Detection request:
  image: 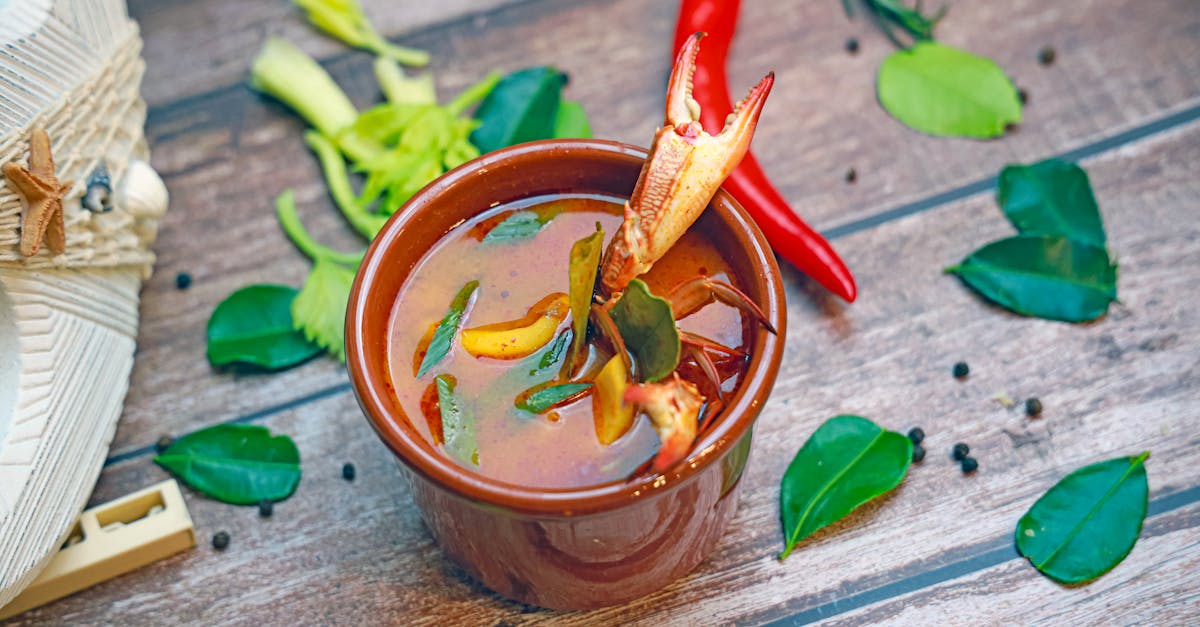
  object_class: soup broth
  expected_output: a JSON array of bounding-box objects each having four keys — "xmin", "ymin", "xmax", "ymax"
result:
[{"xmin": 386, "ymin": 194, "xmax": 751, "ymax": 489}]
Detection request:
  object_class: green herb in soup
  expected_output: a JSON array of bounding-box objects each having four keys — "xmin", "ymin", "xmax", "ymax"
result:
[{"xmin": 387, "ymin": 195, "xmax": 756, "ymax": 488}]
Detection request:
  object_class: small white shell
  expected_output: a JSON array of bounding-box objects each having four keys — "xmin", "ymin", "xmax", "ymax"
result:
[{"xmin": 117, "ymin": 160, "xmax": 168, "ymax": 219}]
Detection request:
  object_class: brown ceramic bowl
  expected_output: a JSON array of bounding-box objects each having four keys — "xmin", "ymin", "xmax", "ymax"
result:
[{"xmin": 346, "ymin": 139, "xmax": 786, "ymax": 610}]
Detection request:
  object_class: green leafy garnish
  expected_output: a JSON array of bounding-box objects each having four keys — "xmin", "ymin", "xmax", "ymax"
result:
[
  {"xmin": 609, "ymin": 279, "xmax": 680, "ymax": 382},
  {"xmin": 553, "ymin": 100, "xmax": 592, "ymax": 139},
  {"xmin": 206, "ymin": 285, "xmax": 322, "ymax": 370},
  {"xmin": 536, "ymin": 330, "xmax": 573, "ymax": 374},
  {"xmin": 947, "ymin": 235, "xmax": 1117, "ymax": 322},
  {"xmin": 564, "ymin": 224, "xmax": 604, "ymax": 376},
  {"xmin": 155, "ymin": 424, "xmax": 301, "ymax": 505},
  {"xmin": 515, "ymin": 382, "xmax": 592, "ymax": 414},
  {"xmin": 1017, "ymin": 453, "xmax": 1150, "ymax": 584},
  {"xmin": 779, "ymin": 415, "xmax": 912, "ymax": 560},
  {"xmin": 292, "ymin": 257, "xmax": 357, "ymax": 360},
  {"xmin": 292, "ymin": 0, "xmax": 429, "ymax": 66},
  {"xmin": 998, "ymin": 159, "xmax": 1107, "ymax": 247},
  {"xmin": 435, "ymin": 374, "xmax": 478, "ymax": 466},
  {"xmin": 877, "ymin": 41, "xmax": 1022, "ymax": 138},
  {"xmin": 482, "ymin": 211, "xmax": 546, "ymax": 243},
  {"xmin": 417, "ymin": 281, "xmax": 479, "ymax": 378},
  {"xmin": 470, "ymin": 66, "xmax": 566, "ymax": 154}
]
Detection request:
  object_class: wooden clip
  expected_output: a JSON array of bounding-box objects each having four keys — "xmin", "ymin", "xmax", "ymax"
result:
[{"xmin": 0, "ymin": 479, "xmax": 196, "ymax": 619}]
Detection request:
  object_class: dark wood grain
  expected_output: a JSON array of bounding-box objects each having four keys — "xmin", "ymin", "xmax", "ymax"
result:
[
  {"xmin": 128, "ymin": 0, "xmax": 519, "ymax": 108},
  {"xmin": 820, "ymin": 505, "xmax": 1200, "ymax": 626},
  {"xmin": 106, "ymin": 0, "xmax": 1200, "ymax": 467},
  {"xmin": 12, "ymin": 109, "xmax": 1200, "ymax": 624}
]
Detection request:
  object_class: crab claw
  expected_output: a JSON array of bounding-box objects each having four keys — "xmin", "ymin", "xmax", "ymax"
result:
[
  {"xmin": 624, "ymin": 374, "xmax": 704, "ymax": 472},
  {"xmin": 601, "ymin": 32, "xmax": 774, "ymax": 294}
]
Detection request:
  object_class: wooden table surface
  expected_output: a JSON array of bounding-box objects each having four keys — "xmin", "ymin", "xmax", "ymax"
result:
[{"xmin": 11, "ymin": 0, "xmax": 1200, "ymax": 624}]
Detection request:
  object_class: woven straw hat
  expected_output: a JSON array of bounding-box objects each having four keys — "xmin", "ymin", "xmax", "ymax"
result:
[{"xmin": 0, "ymin": 0, "xmax": 166, "ymax": 606}]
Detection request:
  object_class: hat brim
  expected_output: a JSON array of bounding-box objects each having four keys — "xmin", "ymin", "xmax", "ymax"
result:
[{"xmin": 0, "ymin": 266, "xmax": 140, "ymax": 608}]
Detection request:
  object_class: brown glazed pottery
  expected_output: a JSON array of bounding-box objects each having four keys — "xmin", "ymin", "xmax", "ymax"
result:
[{"xmin": 346, "ymin": 139, "xmax": 786, "ymax": 610}]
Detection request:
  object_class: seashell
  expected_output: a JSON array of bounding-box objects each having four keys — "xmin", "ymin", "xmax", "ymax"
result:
[
  {"xmin": 117, "ymin": 159, "xmax": 168, "ymax": 219},
  {"xmin": 84, "ymin": 163, "xmax": 113, "ymax": 212}
]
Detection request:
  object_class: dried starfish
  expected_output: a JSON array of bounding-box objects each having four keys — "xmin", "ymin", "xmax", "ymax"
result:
[{"xmin": 3, "ymin": 126, "xmax": 70, "ymax": 256}]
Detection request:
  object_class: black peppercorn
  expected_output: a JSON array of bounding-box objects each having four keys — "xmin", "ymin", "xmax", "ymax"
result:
[
  {"xmin": 155, "ymin": 435, "xmax": 173, "ymax": 453},
  {"xmin": 952, "ymin": 361, "xmax": 969, "ymax": 378},
  {"xmin": 845, "ymin": 37, "xmax": 860, "ymax": 54},
  {"xmin": 1037, "ymin": 46, "xmax": 1056, "ymax": 66},
  {"xmin": 912, "ymin": 445, "xmax": 926, "ymax": 463},
  {"xmin": 845, "ymin": 168, "xmax": 857, "ymax": 184},
  {"xmin": 342, "ymin": 462, "xmax": 356, "ymax": 481},
  {"xmin": 952, "ymin": 442, "xmax": 970, "ymax": 461},
  {"xmin": 212, "ymin": 531, "xmax": 230, "ymax": 550},
  {"xmin": 175, "ymin": 272, "xmax": 192, "ymax": 290},
  {"xmin": 1025, "ymin": 397, "xmax": 1043, "ymax": 417},
  {"xmin": 961, "ymin": 457, "xmax": 979, "ymax": 473},
  {"xmin": 907, "ymin": 427, "xmax": 925, "ymax": 444},
  {"xmin": 1018, "ymin": 88, "xmax": 1029, "ymax": 105},
  {"xmin": 258, "ymin": 499, "xmax": 273, "ymax": 517}
]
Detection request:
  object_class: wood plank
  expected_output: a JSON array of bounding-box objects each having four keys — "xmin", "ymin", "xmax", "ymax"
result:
[
  {"xmin": 815, "ymin": 505, "xmax": 1200, "ymax": 625},
  {"xmin": 14, "ymin": 113, "xmax": 1200, "ymax": 624},
  {"xmin": 128, "ymin": 0, "xmax": 522, "ymax": 107},
  {"xmin": 108, "ymin": 0, "xmax": 1200, "ymax": 461}
]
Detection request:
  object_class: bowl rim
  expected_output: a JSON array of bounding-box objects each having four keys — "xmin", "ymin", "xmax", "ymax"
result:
[{"xmin": 345, "ymin": 139, "xmax": 786, "ymax": 517}]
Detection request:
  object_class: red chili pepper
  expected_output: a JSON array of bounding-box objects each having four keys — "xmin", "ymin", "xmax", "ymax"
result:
[{"xmin": 675, "ymin": 0, "xmax": 858, "ymax": 302}]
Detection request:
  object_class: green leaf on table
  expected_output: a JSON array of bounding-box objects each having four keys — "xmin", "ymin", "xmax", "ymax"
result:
[
  {"xmin": 292, "ymin": 257, "xmax": 357, "ymax": 361},
  {"xmin": 877, "ymin": 41, "xmax": 1022, "ymax": 138},
  {"xmin": 155, "ymin": 424, "xmax": 301, "ymax": 505},
  {"xmin": 997, "ymin": 159, "xmax": 1107, "ymax": 247},
  {"xmin": 1016, "ymin": 453, "xmax": 1150, "ymax": 584},
  {"xmin": 779, "ymin": 415, "xmax": 912, "ymax": 560},
  {"xmin": 207, "ymin": 284, "xmax": 322, "ymax": 371},
  {"xmin": 416, "ymin": 280, "xmax": 480, "ymax": 378},
  {"xmin": 516, "ymin": 382, "xmax": 593, "ymax": 414},
  {"xmin": 609, "ymin": 279, "xmax": 679, "ymax": 382},
  {"xmin": 470, "ymin": 66, "xmax": 565, "ymax": 153},
  {"xmin": 435, "ymin": 374, "xmax": 479, "ymax": 466},
  {"xmin": 564, "ymin": 224, "xmax": 605, "ymax": 376},
  {"xmin": 947, "ymin": 235, "xmax": 1117, "ymax": 322},
  {"xmin": 554, "ymin": 100, "xmax": 592, "ymax": 138}
]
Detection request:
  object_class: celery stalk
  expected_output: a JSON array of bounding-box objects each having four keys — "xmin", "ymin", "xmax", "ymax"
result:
[
  {"xmin": 374, "ymin": 56, "xmax": 436, "ymax": 105},
  {"xmin": 304, "ymin": 131, "xmax": 388, "ymax": 239},
  {"xmin": 250, "ymin": 38, "xmax": 358, "ymax": 141},
  {"xmin": 250, "ymin": 37, "xmax": 379, "ymax": 162},
  {"xmin": 275, "ymin": 189, "xmax": 365, "ymax": 266},
  {"xmin": 293, "ymin": 0, "xmax": 429, "ymax": 66}
]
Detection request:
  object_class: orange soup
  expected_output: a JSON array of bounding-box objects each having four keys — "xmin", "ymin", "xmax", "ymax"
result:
[{"xmin": 386, "ymin": 194, "xmax": 751, "ymax": 488}]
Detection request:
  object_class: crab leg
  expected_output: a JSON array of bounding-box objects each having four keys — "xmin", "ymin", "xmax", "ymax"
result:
[
  {"xmin": 624, "ymin": 374, "xmax": 704, "ymax": 472},
  {"xmin": 600, "ymin": 33, "xmax": 774, "ymax": 294},
  {"xmin": 666, "ymin": 276, "xmax": 776, "ymax": 333}
]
